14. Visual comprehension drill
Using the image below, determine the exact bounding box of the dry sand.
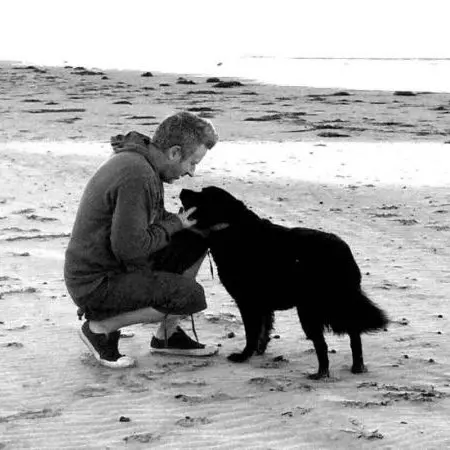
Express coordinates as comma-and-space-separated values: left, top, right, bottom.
0, 63, 450, 449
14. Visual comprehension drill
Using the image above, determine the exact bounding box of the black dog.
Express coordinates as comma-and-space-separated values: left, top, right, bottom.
180, 186, 388, 379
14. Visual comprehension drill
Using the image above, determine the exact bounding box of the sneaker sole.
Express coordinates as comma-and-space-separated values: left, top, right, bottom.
150, 345, 219, 357
78, 329, 136, 369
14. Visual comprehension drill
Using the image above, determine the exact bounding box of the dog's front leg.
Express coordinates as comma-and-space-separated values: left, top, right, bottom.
228, 307, 261, 363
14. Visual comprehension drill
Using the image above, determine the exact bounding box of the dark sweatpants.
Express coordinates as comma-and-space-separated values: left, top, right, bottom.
77, 231, 208, 321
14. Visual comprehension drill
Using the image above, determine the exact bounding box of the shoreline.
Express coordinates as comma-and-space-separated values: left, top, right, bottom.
4, 56, 450, 93
3, 140, 450, 188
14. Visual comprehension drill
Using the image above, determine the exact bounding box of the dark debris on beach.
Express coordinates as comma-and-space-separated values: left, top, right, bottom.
1, 62, 450, 143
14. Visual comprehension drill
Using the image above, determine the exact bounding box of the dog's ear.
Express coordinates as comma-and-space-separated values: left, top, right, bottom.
180, 188, 200, 210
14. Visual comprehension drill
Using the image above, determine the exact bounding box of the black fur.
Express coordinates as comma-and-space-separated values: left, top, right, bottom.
180, 186, 389, 378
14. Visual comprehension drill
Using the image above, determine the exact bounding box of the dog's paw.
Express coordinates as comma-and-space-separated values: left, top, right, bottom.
256, 339, 270, 355
351, 364, 368, 374
227, 352, 249, 363
307, 370, 330, 380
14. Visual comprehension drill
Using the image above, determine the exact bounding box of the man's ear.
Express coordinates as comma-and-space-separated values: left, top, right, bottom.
167, 145, 182, 161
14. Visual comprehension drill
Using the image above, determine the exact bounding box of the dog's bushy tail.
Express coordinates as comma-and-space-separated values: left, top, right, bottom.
351, 289, 389, 333
328, 288, 389, 334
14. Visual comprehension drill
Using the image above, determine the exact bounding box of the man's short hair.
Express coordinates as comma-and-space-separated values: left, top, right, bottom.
152, 111, 219, 158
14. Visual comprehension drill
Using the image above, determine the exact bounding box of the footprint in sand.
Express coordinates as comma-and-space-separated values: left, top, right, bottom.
244, 114, 283, 122
1, 342, 24, 348
372, 212, 399, 218
0, 287, 38, 299
12, 208, 35, 215
204, 312, 241, 325
155, 359, 214, 373
168, 379, 207, 388
136, 369, 167, 381
6, 323, 28, 331
427, 224, 450, 231
123, 432, 161, 444
55, 117, 82, 124
257, 355, 290, 369
342, 399, 391, 408
74, 385, 112, 398
176, 416, 212, 427
115, 374, 149, 393
395, 218, 419, 225
248, 377, 286, 391
317, 131, 351, 138
248, 376, 315, 392
174, 392, 236, 404
0, 275, 20, 283
281, 406, 313, 417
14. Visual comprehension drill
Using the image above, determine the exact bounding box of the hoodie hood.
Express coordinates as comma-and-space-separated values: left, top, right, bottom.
111, 131, 152, 161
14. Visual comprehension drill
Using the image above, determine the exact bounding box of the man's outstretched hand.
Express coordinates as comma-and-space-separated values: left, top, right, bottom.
177, 207, 197, 229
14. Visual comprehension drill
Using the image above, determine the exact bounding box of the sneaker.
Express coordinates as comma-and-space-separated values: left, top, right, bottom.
79, 321, 136, 368
150, 326, 218, 357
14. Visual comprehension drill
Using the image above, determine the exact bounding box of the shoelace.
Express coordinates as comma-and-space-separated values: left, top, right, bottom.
207, 249, 214, 279
191, 314, 199, 342
162, 313, 199, 347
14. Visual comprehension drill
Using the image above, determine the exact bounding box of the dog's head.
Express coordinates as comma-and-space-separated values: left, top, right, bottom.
180, 186, 249, 229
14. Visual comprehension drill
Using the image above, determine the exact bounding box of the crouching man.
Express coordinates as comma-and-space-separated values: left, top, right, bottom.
64, 112, 219, 368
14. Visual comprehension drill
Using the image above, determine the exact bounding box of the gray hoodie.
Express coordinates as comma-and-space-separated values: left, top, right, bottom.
64, 132, 183, 300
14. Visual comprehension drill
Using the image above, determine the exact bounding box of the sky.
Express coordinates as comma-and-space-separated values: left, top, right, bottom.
0, 0, 449, 71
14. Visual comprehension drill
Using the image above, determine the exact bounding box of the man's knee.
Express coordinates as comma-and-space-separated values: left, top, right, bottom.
187, 281, 207, 313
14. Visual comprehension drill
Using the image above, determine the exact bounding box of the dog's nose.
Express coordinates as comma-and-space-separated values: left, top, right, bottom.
179, 189, 192, 206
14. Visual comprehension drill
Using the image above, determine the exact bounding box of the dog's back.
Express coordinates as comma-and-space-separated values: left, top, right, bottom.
290, 227, 362, 285
210, 218, 361, 308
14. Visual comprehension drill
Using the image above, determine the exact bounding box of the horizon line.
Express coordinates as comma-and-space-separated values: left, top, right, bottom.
248, 56, 450, 61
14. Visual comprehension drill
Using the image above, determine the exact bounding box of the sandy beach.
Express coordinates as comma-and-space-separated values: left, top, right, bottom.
1, 62, 450, 449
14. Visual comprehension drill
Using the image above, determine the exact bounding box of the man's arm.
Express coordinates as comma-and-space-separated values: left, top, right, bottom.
110, 176, 183, 267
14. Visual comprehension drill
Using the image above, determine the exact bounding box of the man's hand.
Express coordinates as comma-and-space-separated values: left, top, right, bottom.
177, 207, 197, 229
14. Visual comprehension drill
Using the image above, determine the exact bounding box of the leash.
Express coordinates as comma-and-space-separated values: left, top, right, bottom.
207, 249, 214, 279
187, 250, 213, 344
191, 314, 199, 342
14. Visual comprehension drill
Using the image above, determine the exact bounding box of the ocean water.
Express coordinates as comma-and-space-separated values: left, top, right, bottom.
2, 1, 449, 93
178, 57, 450, 93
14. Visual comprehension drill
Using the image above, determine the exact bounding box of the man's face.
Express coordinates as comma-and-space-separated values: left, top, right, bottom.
162, 144, 208, 183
